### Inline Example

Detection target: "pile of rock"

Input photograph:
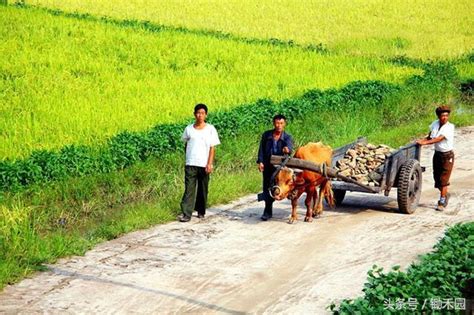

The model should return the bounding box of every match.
[334,143,394,187]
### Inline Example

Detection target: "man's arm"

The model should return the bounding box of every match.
[283,134,293,154]
[417,135,445,145]
[257,133,266,172]
[182,127,189,153]
[257,132,266,163]
[206,146,215,174]
[415,129,433,145]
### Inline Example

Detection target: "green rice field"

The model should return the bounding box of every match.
[0,5,419,159]
[28,0,474,59]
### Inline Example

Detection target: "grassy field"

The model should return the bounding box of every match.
[0,0,473,292]
[27,0,474,59]
[0,5,418,159]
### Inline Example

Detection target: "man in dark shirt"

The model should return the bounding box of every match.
[257,114,294,221]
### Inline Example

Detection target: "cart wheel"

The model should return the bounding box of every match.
[397,159,422,214]
[333,189,346,206]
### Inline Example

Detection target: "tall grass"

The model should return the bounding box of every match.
[0,5,417,159]
[27,0,474,59]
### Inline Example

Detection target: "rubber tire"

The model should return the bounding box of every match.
[333,189,346,207]
[397,159,422,214]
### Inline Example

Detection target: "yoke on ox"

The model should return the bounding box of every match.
[268,142,335,224]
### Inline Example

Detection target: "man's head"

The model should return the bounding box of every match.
[273,114,287,132]
[435,105,451,125]
[194,103,208,123]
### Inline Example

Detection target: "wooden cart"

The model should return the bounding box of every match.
[270,137,424,214]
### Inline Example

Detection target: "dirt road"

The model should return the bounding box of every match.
[1,127,473,314]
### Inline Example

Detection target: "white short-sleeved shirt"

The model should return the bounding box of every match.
[429,120,455,152]
[182,123,220,167]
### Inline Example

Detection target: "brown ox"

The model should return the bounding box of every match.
[270,142,335,223]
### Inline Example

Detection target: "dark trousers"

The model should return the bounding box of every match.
[433,150,454,189]
[181,166,209,217]
[262,164,276,216]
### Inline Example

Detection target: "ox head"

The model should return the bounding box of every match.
[270,167,303,201]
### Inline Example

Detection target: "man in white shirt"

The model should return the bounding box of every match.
[416,105,455,211]
[178,104,221,222]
